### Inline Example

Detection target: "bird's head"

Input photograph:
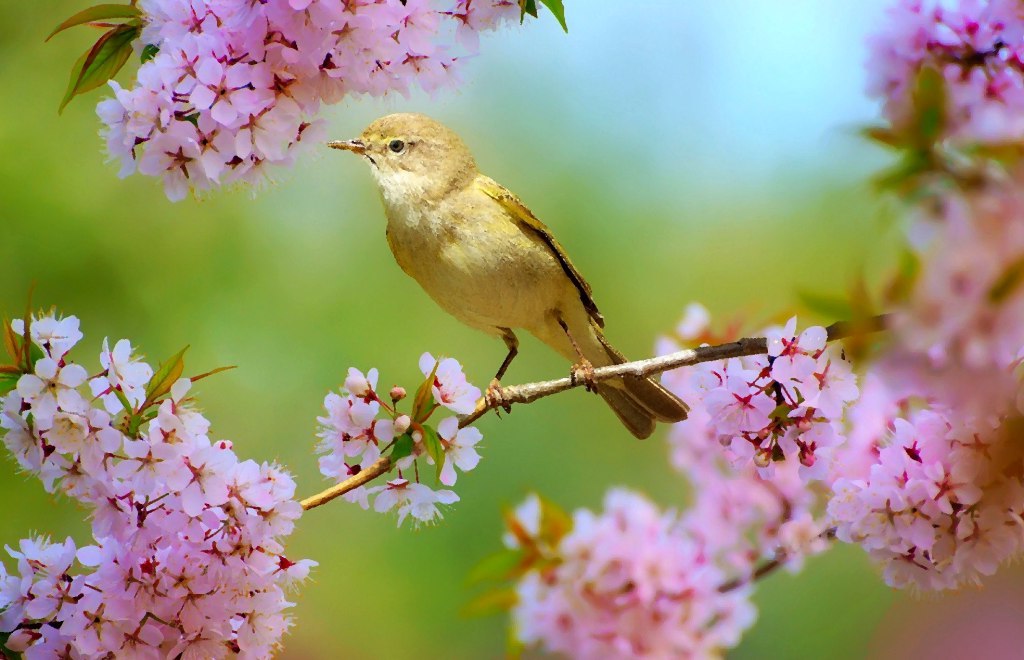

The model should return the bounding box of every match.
[328,113,478,204]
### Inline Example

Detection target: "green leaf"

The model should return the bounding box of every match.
[538,0,567,31]
[797,291,853,321]
[2,318,19,364]
[466,549,523,585]
[113,387,134,415]
[519,0,538,21]
[0,372,19,396]
[910,65,946,148]
[47,3,142,41]
[871,149,930,192]
[142,345,188,408]
[460,587,518,618]
[421,424,445,480]
[390,433,415,461]
[539,495,572,544]
[21,289,34,372]
[412,360,439,422]
[884,248,921,305]
[190,365,237,383]
[768,403,791,422]
[60,23,140,113]
[990,255,1024,302]
[140,44,159,63]
[860,125,904,150]
[28,343,45,368]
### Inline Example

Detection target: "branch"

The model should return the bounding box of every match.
[298,315,888,512]
[301,457,392,511]
[458,314,889,428]
[717,528,837,593]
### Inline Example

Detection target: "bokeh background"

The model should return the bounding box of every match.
[2,1,1023,657]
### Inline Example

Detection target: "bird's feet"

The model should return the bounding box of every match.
[570,358,598,392]
[485,378,513,414]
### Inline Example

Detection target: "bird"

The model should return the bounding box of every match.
[328,113,687,438]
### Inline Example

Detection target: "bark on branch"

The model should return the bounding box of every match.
[300,315,888,512]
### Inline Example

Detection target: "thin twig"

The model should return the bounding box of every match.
[718,528,838,593]
[301,457,392,511]
[298,315,889,512]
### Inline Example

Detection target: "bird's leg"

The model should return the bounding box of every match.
[486,328,518,414]
[558,317,598,393]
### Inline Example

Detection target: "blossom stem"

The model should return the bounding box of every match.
[457,314,889,428]
[298,315,887,511]
[300,456,392,511]
[717,528,837,593]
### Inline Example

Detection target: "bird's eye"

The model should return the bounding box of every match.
[388,139,406,154]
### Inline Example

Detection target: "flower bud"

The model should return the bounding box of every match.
[390,385,407,402]
[394,414,411,436]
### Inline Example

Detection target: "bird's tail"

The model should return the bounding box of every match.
[541,313,688,439]
[591,324,688,440]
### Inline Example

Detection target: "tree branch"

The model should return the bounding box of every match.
[717,528,837,593]
[298,315,889,512]
[301,457,392,511]
[458,314,889,428]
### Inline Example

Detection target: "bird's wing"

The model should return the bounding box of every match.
[475,175,604,328]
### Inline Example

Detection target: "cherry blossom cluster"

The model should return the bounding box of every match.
[867,0,1024,145]
[660,307,859,483]
[507,490,757,659]
[659,306,833,574]
[659,304,1024,593]
[0,313,313,658]
[315,352,483,526]
[829,401,1024,590]
[99,0,520,200]
[891,169,1024,371]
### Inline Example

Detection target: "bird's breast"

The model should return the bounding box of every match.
[381,190,571,333]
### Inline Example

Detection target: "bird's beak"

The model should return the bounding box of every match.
[327,139,366,155]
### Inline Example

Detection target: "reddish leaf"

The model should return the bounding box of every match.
[141,345,188,409]
[60,23,140,113]
[47,3,141,41]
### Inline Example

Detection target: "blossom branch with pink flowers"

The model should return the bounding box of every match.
[458,314,890,428]
[297,314,890,512]
[6,0,1024,657]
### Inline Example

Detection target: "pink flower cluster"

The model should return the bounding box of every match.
[1,314,313,658]
[316,352,482,526]
[510,490,756,659]
[661,308,859,482]
[893,172,1024,371]
[867,0,1024,144]
[99,0,520,200]
[829,402,1024,590]
[659,306,833,575]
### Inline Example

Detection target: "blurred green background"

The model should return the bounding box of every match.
[3,1,1023,658]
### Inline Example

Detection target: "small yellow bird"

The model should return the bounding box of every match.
[328,113,687,438]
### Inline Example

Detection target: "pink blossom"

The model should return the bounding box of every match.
[12,315,83,359]
[867,0,1024,145]
[16,357,88,425]
[436,415,481,486]
[98,0,521,199]
[369,478,459,526]
[89,338,154,413]
[419,352,481,414]
[511,490,756,658]
[0,314,314,657]
[827,408,1023,590]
